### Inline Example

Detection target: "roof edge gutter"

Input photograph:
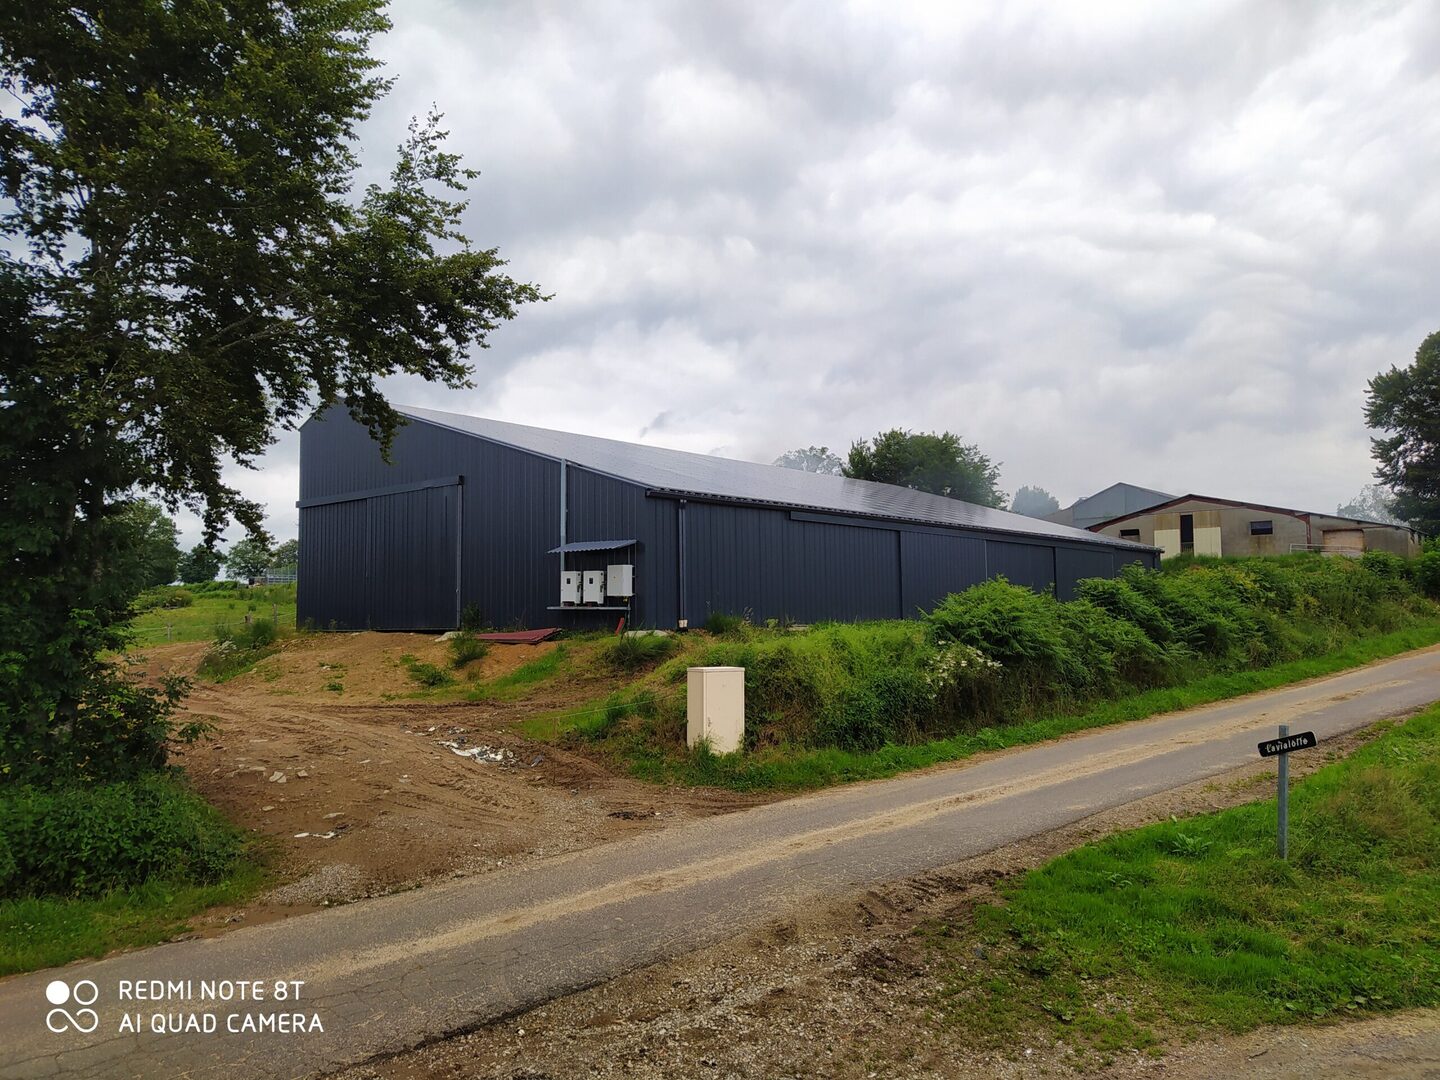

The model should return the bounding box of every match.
[643,488,1161,554]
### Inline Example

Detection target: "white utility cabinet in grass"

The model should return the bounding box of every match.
[686,666,745,753]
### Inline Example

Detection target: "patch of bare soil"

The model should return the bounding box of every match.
[141,632,574,706]
[330,720,1438,1080]
[131,635,762,934]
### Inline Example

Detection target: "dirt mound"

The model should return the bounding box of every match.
[138,631,565,705]
[125,631,761,936]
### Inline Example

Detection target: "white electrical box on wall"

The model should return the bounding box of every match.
[582,570,606,605]
[606,564,634,598]
[560,571,581,606]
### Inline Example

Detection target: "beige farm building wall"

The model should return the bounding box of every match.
[1094,500,1421,559]
[1309,515,1421,557]
[1095,500,1308,559]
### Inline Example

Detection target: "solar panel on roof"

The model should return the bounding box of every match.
[397,405,1152,552]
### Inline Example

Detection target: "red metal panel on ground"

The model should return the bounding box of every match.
[472,628,561,644]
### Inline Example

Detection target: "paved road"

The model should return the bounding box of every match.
[3,645,1439,1080]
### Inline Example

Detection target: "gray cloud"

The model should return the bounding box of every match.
[202,0,1440,546]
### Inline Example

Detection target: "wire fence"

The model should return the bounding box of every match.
[129,607,299,641]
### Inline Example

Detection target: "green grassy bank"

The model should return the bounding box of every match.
[550,554,1440,791]
[925,700,1440,1061]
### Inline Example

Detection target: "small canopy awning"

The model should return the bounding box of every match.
[547,539,636,554]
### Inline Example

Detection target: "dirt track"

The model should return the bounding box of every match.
[136,634,758,924]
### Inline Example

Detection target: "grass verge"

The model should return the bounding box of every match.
[0,865,266,977]
[467,646,572,701]
[585,623,1440,791]
[923,701,1440,1063]
[0,773,265,976]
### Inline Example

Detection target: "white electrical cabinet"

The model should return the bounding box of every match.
[582,569,606,605]
[606,563,634,598]
[686,666,745,753]
[560,571,582,606]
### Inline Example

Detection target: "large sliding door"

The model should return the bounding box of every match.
[298,480,461,631]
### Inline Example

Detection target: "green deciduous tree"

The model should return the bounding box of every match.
[270,539,300,572]
[0,2,543,782]
[1366,331,1440,535]
[1009,485,1060,518]
[845,430,1005,508]
[224,538,272,580]
[119,499,182,587]
[773,446,845,476]
[176,545,222,585]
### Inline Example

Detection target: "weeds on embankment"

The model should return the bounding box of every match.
[557,553,1440,790]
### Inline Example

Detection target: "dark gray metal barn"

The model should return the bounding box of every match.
[297,405,1159,631]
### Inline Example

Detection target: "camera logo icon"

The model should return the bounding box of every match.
[45,980,99,1034]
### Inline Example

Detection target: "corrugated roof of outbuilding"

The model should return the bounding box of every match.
[396,405,1156,552]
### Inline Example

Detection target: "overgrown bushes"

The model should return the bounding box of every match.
[447,632,491,670]
[0,669,201,788]
[604,633,680,673]
[628,554,1440,757]
[0,774,246,898]
[400,653,452,687]
[197,618,282,681]
[135,585,194,612]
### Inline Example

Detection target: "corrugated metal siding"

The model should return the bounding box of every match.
[1055,546,1114,601]
[988,541,1057,594]
[396,406,1154,555]
[301,410,560,631]
[463,441,558,631]
[298,499,368,629]
[299,408,1164,632]
[297,485,458,631]
[1113,548,1154,575]
[900,532,987,616]
[565,469,678,628]
[367,486,458,630]
[683,503,901,623]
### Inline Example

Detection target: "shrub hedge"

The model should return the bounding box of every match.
[649,554,1440,754]
[0,774,246,898]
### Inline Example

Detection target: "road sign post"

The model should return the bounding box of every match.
[1257,726,1318,860]
[1277,724,1289,859]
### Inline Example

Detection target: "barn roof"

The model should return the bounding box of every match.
[397,405,1154,552]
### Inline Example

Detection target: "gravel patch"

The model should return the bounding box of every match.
[264,863,372,906]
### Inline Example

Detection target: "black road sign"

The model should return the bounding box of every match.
[1258,730,1317,757]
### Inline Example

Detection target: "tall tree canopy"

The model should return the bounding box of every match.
[224,538,273,580]
[0,1,542,783]
[176,544,222,585]
[270,539,300,571]
[845,430,1005,508]
[773,446,845,476]
[1009,485,1060,518]
[1366,331,1440,535]
[1336,484,1407,527]
[120,500,182,587]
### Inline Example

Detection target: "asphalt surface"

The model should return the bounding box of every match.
[3,644,1438,1080]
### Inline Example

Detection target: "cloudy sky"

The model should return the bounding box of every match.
[202,0,1440,546]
